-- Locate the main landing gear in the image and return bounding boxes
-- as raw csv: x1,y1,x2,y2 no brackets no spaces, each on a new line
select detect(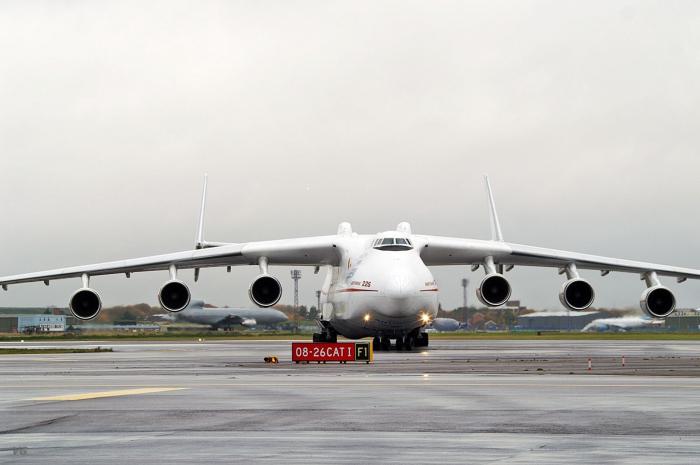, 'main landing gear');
312,320,337,343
